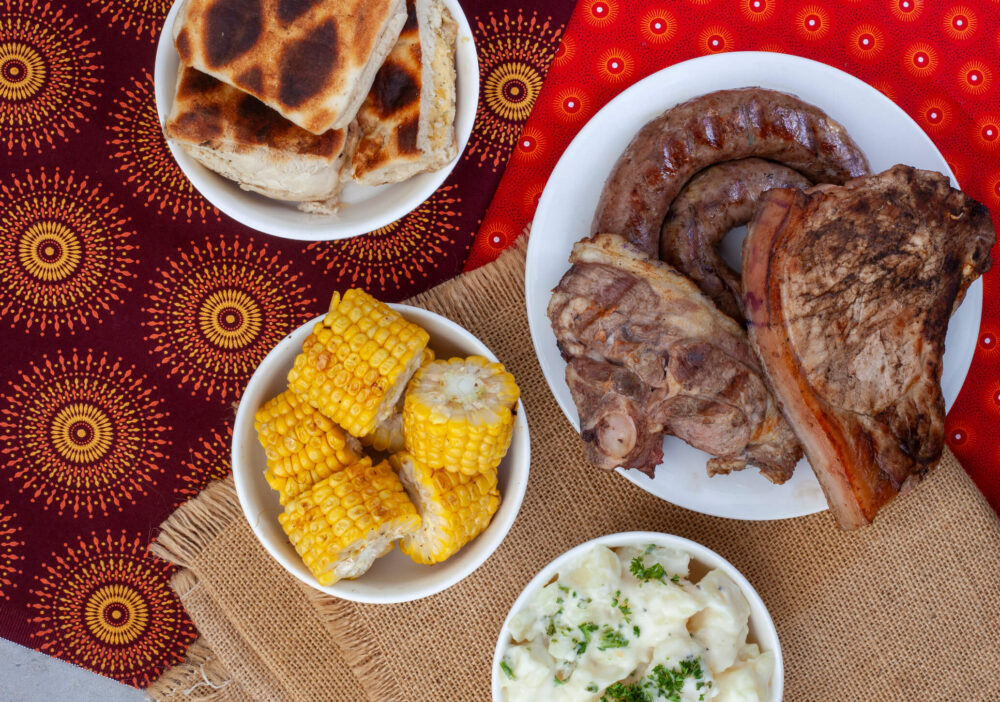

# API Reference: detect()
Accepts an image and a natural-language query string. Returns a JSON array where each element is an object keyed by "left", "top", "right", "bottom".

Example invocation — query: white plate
[
  {"left": 154, "top": 0, "right": 478, "bottom": 241},
  {"left": 492, "top": 531, "right": 783, "bottom": 702},
  {"left": 232, "top": 305, "right": 530, "bottom": 603},
  {"left": 526, "top": 52, "right": 982, "bottom": 521}
]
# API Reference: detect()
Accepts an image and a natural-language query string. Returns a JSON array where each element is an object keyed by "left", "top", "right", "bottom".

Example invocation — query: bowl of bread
[{"left": 154, "top": 0, "right": 477, "bottom": 240}]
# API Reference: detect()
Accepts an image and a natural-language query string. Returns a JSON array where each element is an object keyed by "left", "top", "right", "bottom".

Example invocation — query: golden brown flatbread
[
  {"left": 351, "top": 0, "right": 458, "bottom": 186},
  {"left": 172, "top": 0, "right": 407, "bottom": 134},
  {"left": 165, "top": 66, "right": 356, "bottom": 212}
]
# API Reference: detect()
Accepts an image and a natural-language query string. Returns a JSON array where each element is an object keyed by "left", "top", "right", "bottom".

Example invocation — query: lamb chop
[
  {"left": 742, "top": 165, "right": 994, "bottom": 529},
  {"left": 548, "top": 234, "right": 801, "bottom": 483}
]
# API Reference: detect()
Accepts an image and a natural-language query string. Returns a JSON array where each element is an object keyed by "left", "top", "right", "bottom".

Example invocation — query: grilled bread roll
[
  {"left": 351, "top": 0, "right": 458, "bottom": 186},
  {"left": 165, "top": 67, "right": 357, "bottom": 212},
  {"left": 172, "top": 0, "right": 407, "bottom": 133}
]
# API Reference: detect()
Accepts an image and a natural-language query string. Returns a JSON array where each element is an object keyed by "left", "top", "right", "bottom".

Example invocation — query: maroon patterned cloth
[{"left": 0, "top": 0, "right": 571, "bottom": 687}]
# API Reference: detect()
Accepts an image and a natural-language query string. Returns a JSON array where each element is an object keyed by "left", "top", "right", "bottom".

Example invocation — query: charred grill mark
[
  {"left": 176, "top": 28, "right": 191, "bottom": 59},
  {"left": 403, "top": 0, "right": 418, "bottom": 30},
  {"left": 372, "top": 63, "right": 419, "bottom": 118},
  {"left": 173, "top": 106, "right": 223, "bottom": 139},
  {"left": 279, "top": 19, "right": 338, "bottom": 108},
  {"left": 277, "top": 0, "right": 321, "bottom": 24},
  {"left": 178, "top": 68, "right": 221, "bottom": 97},
  {"left": 398, "top": 117, "right": 419, "bottom": 153},
  {"left": 237, "top": 67, "right": 263, "bottom": 94},
  {"left": 204, "top": 0, "right": 262, "bottom": 68}
]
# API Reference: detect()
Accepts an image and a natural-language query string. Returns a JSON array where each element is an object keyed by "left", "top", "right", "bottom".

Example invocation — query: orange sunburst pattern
[
  {"left": 595, "top": 47, "right": 635, "bottom": 84},
  {"left": 0, "top": 169, "right": 137, "bottom": 336},
  {"left": 795, "top": 5, "right": 832, "bottom": 41},
  {"left": 0, "top": 0, "right": 102, "bottom": 155},
  {"left": 176, "top": 424, "right": 232, "bottom": 502},
  {"left": 740, "top": 0, "right": 777, "bottom": 24},
  {"left": 142, "top": 237, "right": 314, "bottom": 401},
  {"left": 0, "top": 351, "right": 170, "bottom": 516},
  {"left": 28, "top": 531, "right": 197, "bottom": 686},
  {"left": 957, "top": 60, "right": 992, "bottom": 96},
  {"left": 915, "top": 97, "right": 956, "bottom": 134},
  {"left": 515, "top": 124, "right": 547, "bottom": 163},
  {"left": 581, "top": 0, "right": 617, "bottom": 28},
  {"left": 552, "top": 86, "right": 590, "bottom": 122},
  {"left": 107, "top": 72, "right": 217, "bottom": 223},
  {"left": 903, "top": 42, "right": 939, "bottom": 77},
  {"left": 466, "top": 10, "right": 561, "bottom": 171},
  {"left": 0, "top": 502, "right": 23, "bottom": 600},
  {"left": 476, "top": 217, "right": 519, "bottom": 258},
  {"left": 889, "top": 0, "right": 924, "bottom": 22},
  {"left": 942, "top": 6, "right": 977, "bottom": 41},
  {"left": 84, "top": 0, "right": 171, "bottom": 42},
  {"left": 552, "top": 32, "right": 576, "bottom": 67},
  {"left": 972, "top": 115, "right": 1000, "bottom": 151},
  {"left": 309, "top": 185, "right": 463, "bottom": 290},
  {"left": 847, "top": 23, "right": 886, "bottom": 61},
  {"left": 638, "top": 8, "right": 677, "bottom": 44},
  {"left": 697, "top": 24, "right": 736, "bottom": 54}
]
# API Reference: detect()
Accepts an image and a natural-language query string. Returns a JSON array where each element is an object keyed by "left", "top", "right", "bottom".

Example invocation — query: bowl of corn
[{"left": 232, "top": 290, "right": 529, "bottom": 603}]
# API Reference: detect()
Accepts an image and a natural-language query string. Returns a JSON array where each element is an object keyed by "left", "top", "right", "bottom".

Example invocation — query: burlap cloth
[{"left": 147, "top": 240, "right": 1000, "bottom": 702}]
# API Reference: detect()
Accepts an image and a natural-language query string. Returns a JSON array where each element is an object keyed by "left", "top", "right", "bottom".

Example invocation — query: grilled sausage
[
  {"left": 593, "top": 88, "right": 870, "bottom": 257},
  {"left": 659, "top": 158, "right": 811, "bottom": 321}
]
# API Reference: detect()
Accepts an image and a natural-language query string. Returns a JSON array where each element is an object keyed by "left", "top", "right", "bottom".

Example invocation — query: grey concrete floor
[{"left": 0, "top": 638, "right": 145, "bottom": 702}]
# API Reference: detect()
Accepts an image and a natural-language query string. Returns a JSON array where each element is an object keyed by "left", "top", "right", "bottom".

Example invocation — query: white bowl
[
  {"left": 232, "top": 305, "right": 530, "bottom": 603},
  {"left": 153, "top": 0, "right": 479, "bottom": 241},
  {"left": 492, "top": 531, "right": 783, "bottom": 701}
]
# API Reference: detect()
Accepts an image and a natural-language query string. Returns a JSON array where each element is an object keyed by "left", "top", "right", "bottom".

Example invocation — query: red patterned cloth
[
  {"left": 471, "top": 0, "right": 1000, "bottom": 512},
  {"left": 0, "top": 0, "right": 571, "bottom": 687}
]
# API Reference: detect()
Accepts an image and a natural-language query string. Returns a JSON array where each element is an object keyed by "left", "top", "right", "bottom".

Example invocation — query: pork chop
[
  {"left": 548, "top": 234, "right": 802, "bottom": 482},
  {"left": 742, "top": 165, "right": 995, "bottom": 529}
]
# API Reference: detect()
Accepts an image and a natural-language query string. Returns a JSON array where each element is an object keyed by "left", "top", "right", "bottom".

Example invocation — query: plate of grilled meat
[{"left": 527, "top": 52, "right": 995, "bottom": 526}]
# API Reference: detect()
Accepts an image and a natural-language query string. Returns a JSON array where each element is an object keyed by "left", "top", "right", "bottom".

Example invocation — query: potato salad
[{"left": 497, "top": 544, "right": 773, "bottom": 702}]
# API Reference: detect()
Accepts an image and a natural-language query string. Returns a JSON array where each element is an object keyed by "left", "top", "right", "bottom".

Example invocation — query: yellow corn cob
[
  {"left": 278, "top": 457, "right": 421, "bottom": 586},
  {"left": 391, "top": 452, "right": 500, "bottom": 564},
  {"left": 255, "top": 390, "right": 363, "bottom": 504},
  {"left": 403, "top": 356, "right": 519, "bottom": 475},
  {"left": 360, "top": 348, "right": 435, "bottom": 455},
  {"left": 287, "top": 289, "right": 429, "bottom": 438}
]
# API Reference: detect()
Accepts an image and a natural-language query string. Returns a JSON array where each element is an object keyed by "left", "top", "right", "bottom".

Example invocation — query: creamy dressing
[{"left": 498, "top": 544, "right": 773, "bottom": 702}]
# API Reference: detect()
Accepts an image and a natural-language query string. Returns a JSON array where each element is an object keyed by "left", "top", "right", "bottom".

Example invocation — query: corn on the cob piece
[
  {"left": 278, "top": 457, "right": 421, "bottom": 586},
  {"left": 360, "top": 348, "right": 435, "bottom": 455},
  {"left": 391, "top": 452, "right": 500, "bottom": 564},
  {"left": 403, "top": 356, "right": 519, "bottom": 474},
  {"left": 255, "top": 389, "right": 363, "bottom": 504},
  {"left": 287, "top": 289, "right": 429, "bottom": 438}
]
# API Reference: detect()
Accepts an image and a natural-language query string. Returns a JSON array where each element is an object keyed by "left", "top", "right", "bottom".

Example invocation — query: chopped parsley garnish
[
  {"left": 629, "top": 556, "right": 668, "bottom": 584},
  {"left": 545, "top": 618, "right": 556, "bottom": 637},
  {"left": 499, "top": 661, "right": 515, "bottom": 679},
  {"left": 598, "top": 657, "right": 706, "bottom": 702},
  {"left": 633, "top": 625, "right": 641, "bottom": 637},
  {"left": 554, "top": 674, "right": 567, "bottom": 686},
  {"left": 600, "top": 681, "right": 649, "bottom": 702},
  {"left": 578, "top": 595, "right": 593, "bottom": 608},
  {"left": 586, "top": 683, "right": 599, "bottom": 693},
  {"left": 648, "top": 657, "right": 706, "bottom": 701},
  {"left": 597, "top": 626, "right": 629, "bottom": 650},
  {"left": 611, "top": 590, "right": 633, "bottom": 622},
  {"left": 574, "top": 622, "right": 599, "bottom": 654}
]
